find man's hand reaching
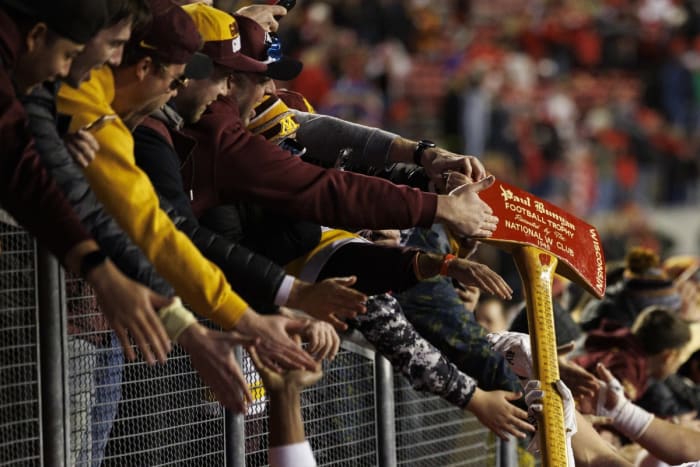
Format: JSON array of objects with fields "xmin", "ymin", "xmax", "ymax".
[
  {"xmin": 87, "ymin": 259, "xmax": 171, "ymax": 365},
  {"xmin": 287, "ymin": 277, "xmax": 367, "ymax": 331},
  {"xmin": 435, "ymin": 175, "xmax": 499, "ymax": 238},
  {"xmin": 420, "ymin": 147, "xmax": 487, "ymax": 191},
  {"xmin": 179, "ymin": 324, "xmax": 257, "ymax": 413},
  {"xmin": 235, "ymin": 311, "xmax": 317, "ymax": 372}
]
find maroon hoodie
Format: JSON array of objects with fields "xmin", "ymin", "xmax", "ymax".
[
  {"xmin": 573, "ymin": 320, "xmax": 649, "ymax": 401},
  {"xmin": 183, "ymin": 95, "xmax": 438, "ymax": 230},
  {"xmin": 0, "ymin": 8, "xmax": 90, "ymax": 260}
]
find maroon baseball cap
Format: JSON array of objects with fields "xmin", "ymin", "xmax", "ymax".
[
  {"xmin": 182, "ymin": 3, "xmax": 301, "ymax": 81},
  {"xmin": 128, "ymin": 0, "xmax": 212, "ymax": 80}
]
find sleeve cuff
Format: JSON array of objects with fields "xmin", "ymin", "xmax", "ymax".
[
  {"xmin": 269, "ymin": 441, "xmax": 317, "ymax": 467},
  {"xmin": 274, "ymin": 275, "xmax": 295, "ymax": 306}
]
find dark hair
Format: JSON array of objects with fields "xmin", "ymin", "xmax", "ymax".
[
  {"xmin": 678, "ymin": 349, "xmax": 700, "ymax": 378},
  {"xmin": 632, "ymin": 306, "xmax": 691, "ymax": 355},
  {"xmin": 2, "ymin": 6, "xmax": 61, "ymax": 45},
  {"xmin": 105, "ymin": 0, "xmax": 150, "ymax": 29},
  {"xmin": 119, "ymin": 46, "xmax": 171, "ymax": 70}
]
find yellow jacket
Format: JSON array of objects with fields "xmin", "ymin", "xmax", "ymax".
[{"xmin": 56, "ymin": 66, "xmax": 248, "ymax": 329}]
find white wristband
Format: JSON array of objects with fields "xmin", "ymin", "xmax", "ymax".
[
  {"xmin": 611, "ymin": 399, "xmax": 654, "ymax": 440},
  {"xmin": 157, "ymin": 297, "xmax": 198, "ymax": 343},
  {"xmin": 269, "ymin": 441, "xmax": 317, "ymax": 467}
]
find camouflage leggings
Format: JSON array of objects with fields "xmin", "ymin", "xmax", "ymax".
[{"xmin": 348, "ymin": 293, "xmax": 476, "ymax": 409}]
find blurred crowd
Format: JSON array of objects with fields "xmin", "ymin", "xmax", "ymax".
[{"xmin": 277, "ymin": 0, "xmax": 700, "ymax": 222}]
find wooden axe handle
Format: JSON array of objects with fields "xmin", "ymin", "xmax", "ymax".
[{"xmin": 513, "ymin": 246, "xmax": 568, "ymax": 467}]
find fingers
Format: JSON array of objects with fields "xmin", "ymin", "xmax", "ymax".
[
  {"xmin": 248, "ymin": 346, "xmax": 263, "ymax": 370},
  {"xmin": 127, "ymin": 323, "xmax": 156, "ymax": 366},
  {"xmin": 444, "ymin": 171, "xmax": 470, "ymax": 192},
  {"xmin": 66, "ymin": 130, "xmax": 99, "ymax": 167},
  {"xmin": 224, "ymin": 331, "xmax": 259, "ymax": 348},
  {"xmin": 256, "ymin": 346, "xmax": 283, "ymax": 373},
  {"xmin": 260, "ymin": 338, "xmax": 316, "ymax": 370},
  {"xmin": 65, "ymin": 140, "xmax": 92, "ymax": 168},
  {"xmin": 268, "ymin": 5, "xmax": 288, "ymax": 16},
  {"xmin": 207, "ymin": 355, "xmax": 251, "ymax": 413},
  {"xmin": 505, "ymin": 390, "xmax": 523, "ymax": 402},
  {"xmin": 470, "ymin": 158, "xmax": 487, "ymax": 181},
  {"xmin": 508, "ymin": 412, "xmax": 536, "ymax": 437},
  {"xmin": 113, "ymin": 324, "xmax": 136, "ymax": 362},
  {"xmin": 557, "ymin": 341, "xmax": 576, "ymax": 355},
  {"xmin": 329, "ymin": 332, "xmax": 340, "ymax": 361},
  {"xmin": 146, "ymin": 294, "xmax": 172, "ymax": 357},
  {"xmin": 328, "ymin": 314, "xmax": 349, "ymax": 332},
  {"xmin": 470, "ymin": 174, "xmax": 495, "ymax": 192},
  {"xmin": 306, "ymin": 327, "xmax": 323, "ymax": 356},
  {"xmin": 144, "ymin": 310, "xmax": 170, "ymax": 363},
  {"xmin": 476, "ymin": 268, "xmax": 512, "ymax": 299},
  {"xmin": 595, "ymin": 362, "xmax": 614, "ymax": 383},
  {"xmin": 482, "ymin": 214, "xmax": 499, "ymax": 230},
  {"xmin": 77, "ymin": 130, "xmax": 99, "ymax": 151}
]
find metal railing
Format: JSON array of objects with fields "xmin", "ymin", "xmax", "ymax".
[{"xmin": 0, "ymin": 218, "xmax": 500, "ymax": 467}]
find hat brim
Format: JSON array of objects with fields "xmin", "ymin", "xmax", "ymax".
[
  {"xmin": 213, "ymin": 54, "xmax": 302, "ymax": 81},
  {"xmin": 185, "ymin": 52, "xmax": 214, "ymax": 80},
  {"xmin": 266, "ymin": 57, "xmax": 303, "ymax": 81}
]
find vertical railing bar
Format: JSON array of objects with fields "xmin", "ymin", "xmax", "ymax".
[
  {"xmin": 375, "ymin": 354, "xmax": 396, "ymax": 467},
  {"xmin": 37, "ymin": 245, "xmax": 69, "ymax": 466},
  {"xmin": 225, "ymin": 345, "xmax": 246, "ymax": 467}
]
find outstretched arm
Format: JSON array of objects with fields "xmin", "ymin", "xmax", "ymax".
[
  {"xmin": 595, "ymin": 363, "xmax": 700, "ymax": 465},
  {"xmin": 248, "ymin": 347, "xmax": 322, "ymax": 467}
]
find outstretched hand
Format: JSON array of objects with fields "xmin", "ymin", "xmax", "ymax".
[
  {"xmin": 87, "ymin": 259, "xmax": 171, "ymax": 365},
  {"xmin": 467, "ymin": 388, "xmax": 534, "ymax": 440},
  {"xmin": 447, "ymin": 259, "xmax": 513, "ymax": 300},
  {"xmin": 288, "ymin": 277, "xmax": 367, "ymax": 331},
  {"xmin": 558, "ymin": 357, "xmax": 600, "ymax": 399},
  {"xmin": 179, "ymin": 324, "xmax": 257, "ymax": 413},
  {"xmin": 300, "ymin": 319, "xmax": 340, "ymax": 361},
  {"xmin": 236, "ymin": 312, "xmax": 318, "ymax": 372},
  {"xmin": 421, "ymin": 148, "xmax": 487, "ymax": 191},
  {"xmin": 248, "ymin": 346, "xmax": 323, "ymax": 393},
  {"xmin": 437, "ymin": 175, "xmax": 499, "ymax": 238}
]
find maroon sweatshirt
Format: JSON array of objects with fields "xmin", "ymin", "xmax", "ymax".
[
  {"xmin": 0, "ymin": 9, "xmax": 90, "ymax": 260},
  {"xmin": 572, "ymin": 320, "xmax": 649, "ymax": 401},
  {"xmin": 183, "ymin": 95, "xmax": 438, "ymax": 230}
]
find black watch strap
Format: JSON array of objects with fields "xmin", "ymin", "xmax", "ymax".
[
  {"xmin": 80, "ymin": 250, "xmax": 108, "ymax": 277},
  {"xmin": 413, "ymin": 139, "xmax": 436, "ymax": 166}
]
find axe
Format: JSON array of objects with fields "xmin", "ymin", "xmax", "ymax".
[{"xmin": 476, "ymin": 180, "xmax": 607, "ymax": 466}]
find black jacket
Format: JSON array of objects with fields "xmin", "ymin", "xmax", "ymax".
[
  {"xmin": 133, "ymin": 107, "xmax": 288, "ymax": 313},
  {"xmin": 22, "ymin": 82, "xmax": 173, "ymax": 296}
]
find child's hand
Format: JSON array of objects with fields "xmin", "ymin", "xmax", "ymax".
[{"xmin": 466, "ymin": 388, "xmax": 534, "ymax": 440}]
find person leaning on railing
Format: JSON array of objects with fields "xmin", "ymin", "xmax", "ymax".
[
  {"xmin": 0, "ymin": 0, "xmax": 176, "ymax": 363},
  {"xmin": 55, "ymin": 0, "xmax": 317, "ymax": 373},
  {"xmin": 18, "ymin": 0, "xmax": 271, "ymax": 414}
]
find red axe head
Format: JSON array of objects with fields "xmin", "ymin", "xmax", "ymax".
[{"xmin": 479, "ymin": 180, "xmax": 606, "ymax": 298}]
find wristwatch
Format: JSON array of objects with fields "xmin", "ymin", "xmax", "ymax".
[
  {"xmin": 413, "ymin": 139, "xmax": 436, "ymax": 166},
  {"xmin": 80, "ymin": 249, "xmax": 108, "ymax": 277}
]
